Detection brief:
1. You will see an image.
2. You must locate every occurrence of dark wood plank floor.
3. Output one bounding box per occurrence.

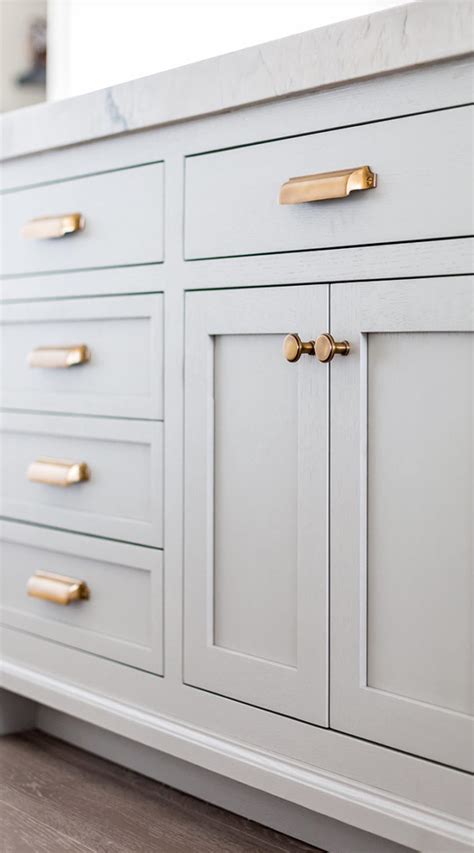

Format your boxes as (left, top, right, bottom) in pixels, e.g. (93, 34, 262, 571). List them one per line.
(0, 730, 323, 853)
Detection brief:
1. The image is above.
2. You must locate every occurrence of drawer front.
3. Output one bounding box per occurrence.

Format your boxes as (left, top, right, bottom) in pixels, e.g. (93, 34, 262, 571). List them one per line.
(185, 106, 472, 259)
(0, 413, 163, 547)
(0, 521, 163, 673)
(1, 294, 163, 419)
(1, 162, 164, 275)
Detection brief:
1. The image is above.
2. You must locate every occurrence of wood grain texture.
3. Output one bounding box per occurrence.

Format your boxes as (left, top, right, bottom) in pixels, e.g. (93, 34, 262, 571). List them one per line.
(1, 294, 164, 420)
(330, 277, 474, 771)
(184, 285, 329, 724)
(0, 413, 163, 547)
(185, 107, 473, 260)
(0, 521, 163, 673)
(0, 731, 323, 853)
(1, 163, 164, 276)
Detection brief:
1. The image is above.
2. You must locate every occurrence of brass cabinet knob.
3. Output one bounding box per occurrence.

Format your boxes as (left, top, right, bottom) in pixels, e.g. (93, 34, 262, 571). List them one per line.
(315, 333, 350, 363)
(283, 333, 315, 362)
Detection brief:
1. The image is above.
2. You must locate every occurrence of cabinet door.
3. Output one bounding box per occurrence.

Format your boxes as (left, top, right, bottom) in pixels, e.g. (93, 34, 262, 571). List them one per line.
(330, 277, 473, 770)
(184, 285, 328, 724)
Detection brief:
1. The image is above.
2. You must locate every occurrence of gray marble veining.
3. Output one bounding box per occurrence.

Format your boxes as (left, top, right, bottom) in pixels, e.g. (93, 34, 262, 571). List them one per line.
(0, 1, 472, 161)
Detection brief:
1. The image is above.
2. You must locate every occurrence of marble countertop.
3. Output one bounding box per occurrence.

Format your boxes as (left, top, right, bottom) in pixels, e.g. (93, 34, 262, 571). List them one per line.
(1, 1, 472, 162)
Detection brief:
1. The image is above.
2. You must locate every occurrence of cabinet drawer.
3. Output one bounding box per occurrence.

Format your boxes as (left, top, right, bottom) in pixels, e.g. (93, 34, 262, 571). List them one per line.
(1, 162, 164, 275)
(1, 294, 163, 419)
(0, 521, 163, 673)
(185, 107, 472, 259)
(0, 413, 163, 547)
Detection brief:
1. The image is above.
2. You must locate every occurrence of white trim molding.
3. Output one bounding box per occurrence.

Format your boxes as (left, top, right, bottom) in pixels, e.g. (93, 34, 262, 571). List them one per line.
(1, 661, 472, 853)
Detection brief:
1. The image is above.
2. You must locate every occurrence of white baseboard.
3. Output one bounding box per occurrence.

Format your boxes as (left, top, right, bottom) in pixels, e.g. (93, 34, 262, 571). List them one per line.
(2, 661, 472, 853)
(37, 706, 410, 853)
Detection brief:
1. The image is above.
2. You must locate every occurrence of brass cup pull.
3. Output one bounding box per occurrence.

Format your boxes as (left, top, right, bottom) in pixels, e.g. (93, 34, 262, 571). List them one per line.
(21, 213, 85, 240)
(283, 333, 315, 362)
(315, 333, 351, 363)
(28, 344, 90, 369)
(279, 165, 377, 204)
(27, 571, 90, 606)
(27, 457, 90, 487)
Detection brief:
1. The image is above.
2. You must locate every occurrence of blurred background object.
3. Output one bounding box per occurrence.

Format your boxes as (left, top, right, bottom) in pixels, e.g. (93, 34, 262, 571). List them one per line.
(0, 0, 47, 112)
(1, 0, 414, 112)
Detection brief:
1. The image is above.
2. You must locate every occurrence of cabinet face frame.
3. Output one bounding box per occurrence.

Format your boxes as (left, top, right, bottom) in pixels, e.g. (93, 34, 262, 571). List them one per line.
(184, 285, 329, 724)
(329, 277, 473, 771)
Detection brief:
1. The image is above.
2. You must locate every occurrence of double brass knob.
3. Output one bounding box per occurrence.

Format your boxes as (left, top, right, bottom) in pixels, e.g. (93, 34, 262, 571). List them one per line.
(283, 332, 350, 363)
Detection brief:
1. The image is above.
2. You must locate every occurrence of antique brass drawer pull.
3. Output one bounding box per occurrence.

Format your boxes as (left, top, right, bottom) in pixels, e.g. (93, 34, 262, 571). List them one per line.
(283, 332, 350, 363)
(28, 344, 90, 369)
(21, 213, 85, 240)
(27, 456, 90, 487)
(279, 166, 377, 204)
(27, 570, 90, 605)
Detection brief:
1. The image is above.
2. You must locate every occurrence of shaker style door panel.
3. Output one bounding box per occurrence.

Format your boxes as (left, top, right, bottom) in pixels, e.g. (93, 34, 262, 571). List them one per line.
(330, 277, 473, 770)
(1, 294, 163, 419)
(184, 285, 328, 724)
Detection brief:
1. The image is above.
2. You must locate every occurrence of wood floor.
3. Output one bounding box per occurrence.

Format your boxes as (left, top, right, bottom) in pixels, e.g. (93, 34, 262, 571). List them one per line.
(0, 730, 323, 852)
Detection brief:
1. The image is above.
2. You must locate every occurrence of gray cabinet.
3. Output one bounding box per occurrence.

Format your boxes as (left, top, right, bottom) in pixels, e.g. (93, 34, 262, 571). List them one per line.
(330, 277, 473, 771)
(0, 521, 163, 673)
(0, 412, 163, 547)
(1, 162, 164, 275)
(185, 107, 472, 260)
(184, 285, 329, 724)
(183, 277, 473, 768)
(1, 294, 163, 419)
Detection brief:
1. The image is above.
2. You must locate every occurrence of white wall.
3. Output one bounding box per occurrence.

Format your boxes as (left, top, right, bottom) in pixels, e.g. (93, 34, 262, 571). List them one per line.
(47, 0, 414, 101)
(0, 0, 47, 112)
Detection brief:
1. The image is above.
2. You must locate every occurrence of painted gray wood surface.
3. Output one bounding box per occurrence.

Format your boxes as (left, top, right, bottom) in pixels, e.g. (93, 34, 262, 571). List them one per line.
(0, 53, 472, 853)
(0, 263, 165, 302)
(0, 162, 164, 275)
(185, 106, 473, 259)
(184, 285, 329, 724)
(1, 54, 471, 189)
(330, 276, 473, 771)
(0, 413, 163, 546)
(1, 294, 163, 419)
(3, 624, 473, 853)
(0, 730, 322, 853)
(37, 708, 413, 853)
(1, 237, 470, 304)
(0, 521, 163, 672)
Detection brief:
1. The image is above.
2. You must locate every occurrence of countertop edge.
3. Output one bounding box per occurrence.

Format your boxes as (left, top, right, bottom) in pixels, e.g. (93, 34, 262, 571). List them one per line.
(0, 1, 473, 162)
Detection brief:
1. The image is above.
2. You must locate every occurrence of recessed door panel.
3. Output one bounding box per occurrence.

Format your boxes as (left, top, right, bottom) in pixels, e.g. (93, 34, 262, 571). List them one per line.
(367, 331, 472, 714)
(330, 277, 473, 770)
(213, 334, 298, 667)
(184, 285, 328, 723)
